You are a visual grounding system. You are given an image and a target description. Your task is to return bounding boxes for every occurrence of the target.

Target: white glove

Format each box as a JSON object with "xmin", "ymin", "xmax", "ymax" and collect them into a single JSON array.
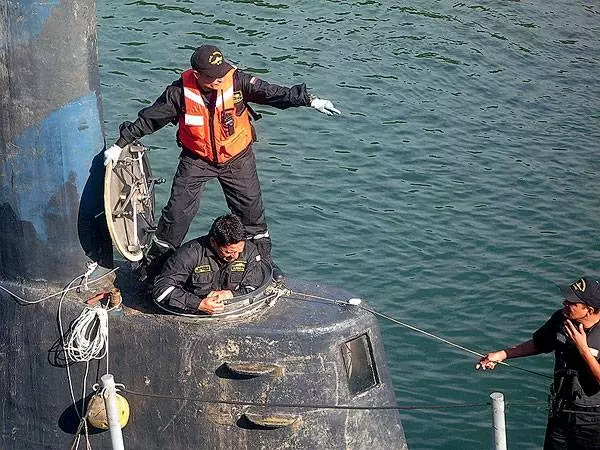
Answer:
[
  {"xmin": 104, "ymin": 144, "xmax": 123, "ymax": 166},
  {"xmin": 310, "ymin": 97, "xmax": 341, "ymax": 116}
]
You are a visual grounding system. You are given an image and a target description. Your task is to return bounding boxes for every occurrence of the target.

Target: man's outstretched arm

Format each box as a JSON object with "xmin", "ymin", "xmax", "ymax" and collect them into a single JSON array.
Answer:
[{"xmin": 476, "ymin": 339, "xmax": 541, "ymax": 370}]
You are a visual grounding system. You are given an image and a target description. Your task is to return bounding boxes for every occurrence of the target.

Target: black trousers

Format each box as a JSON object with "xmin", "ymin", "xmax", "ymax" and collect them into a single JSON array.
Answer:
[
  {"xmin": 155, "ymin": 147, "xmax": 268, "ymax": 249},
  {"xmin": 544, "ymin": 414, "xmax": 600, "ymax": 449}
]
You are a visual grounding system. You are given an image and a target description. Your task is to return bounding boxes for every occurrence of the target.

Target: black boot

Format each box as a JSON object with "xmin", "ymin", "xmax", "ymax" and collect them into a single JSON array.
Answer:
[
  {"xmin": 254, "ymin": 236, "xmax": 285, "ymax": 281},
  {"xmin": 137, "ymin": 240, "xmax": 174, "ymax": 283}
]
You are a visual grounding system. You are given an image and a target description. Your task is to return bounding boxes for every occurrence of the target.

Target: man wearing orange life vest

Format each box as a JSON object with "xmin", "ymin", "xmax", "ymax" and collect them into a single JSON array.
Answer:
[{"xmin": 104, "ymin": 44, "xmax": 340, "ymax": 282}]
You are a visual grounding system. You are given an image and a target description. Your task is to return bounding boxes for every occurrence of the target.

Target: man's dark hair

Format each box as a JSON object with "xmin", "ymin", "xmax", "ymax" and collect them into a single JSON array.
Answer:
[{"xmin": 209, "ymin": 214, "xmax": 246, "ymax": 246}]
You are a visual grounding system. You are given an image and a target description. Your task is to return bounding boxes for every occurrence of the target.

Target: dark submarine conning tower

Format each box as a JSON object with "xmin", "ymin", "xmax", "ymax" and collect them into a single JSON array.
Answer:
[
  {"xmin": 0, "ymin": 268, "xmax": 408, "ymax": 448},
  {"xmin": 0, "ymin": 0, "xmax": 408, "ymax": 448},
  {"xmin": 118, "ymin": 276, "xmax": 407, "ymax": 449}
]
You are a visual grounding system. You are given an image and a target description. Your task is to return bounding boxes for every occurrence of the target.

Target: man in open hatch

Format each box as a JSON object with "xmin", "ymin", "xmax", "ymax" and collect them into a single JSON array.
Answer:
[
  {"xmin": 476, "ymin": 277, "xmax": 600, "ymax": 449},
  {"xmin": 104, "ymin": 44, "xmax": 340, "ymax": 283},
  {"xmin": 152, "ymin": 214, "xmax": 264, "ymax": 315}
]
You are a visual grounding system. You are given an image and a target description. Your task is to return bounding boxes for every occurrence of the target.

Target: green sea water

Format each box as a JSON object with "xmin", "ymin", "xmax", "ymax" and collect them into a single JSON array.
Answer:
[{"xmin": 97, "ymin": 1, "xmax": 600, "ymax": 448}]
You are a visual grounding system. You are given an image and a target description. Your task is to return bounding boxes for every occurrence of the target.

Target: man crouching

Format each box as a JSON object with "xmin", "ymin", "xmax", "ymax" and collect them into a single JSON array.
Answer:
[{"xmin": 153, "ymin": 214, "xmax": 264, "ymax": 314}]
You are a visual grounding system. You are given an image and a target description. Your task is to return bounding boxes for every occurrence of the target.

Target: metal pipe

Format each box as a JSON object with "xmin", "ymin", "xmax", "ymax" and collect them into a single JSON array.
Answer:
[
  {"xmin": 490, "ymin": 392, "xmax": 507, "ymax": 450},
  {"xmin": 101, "ymin": 373, "xmax": 125, "ymax": 450}
]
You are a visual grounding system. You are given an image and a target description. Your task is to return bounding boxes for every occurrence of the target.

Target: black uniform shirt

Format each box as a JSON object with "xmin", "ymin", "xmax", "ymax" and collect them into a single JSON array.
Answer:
[
  {"xmin": 152, "ymin": 235, "xmax": 264, "ymax": 312},
  {"xmin": 116, "ymin": 70, "xmax": 311, "ymax": 148},
  {"xmin": 533, "ymin": 309, "xmax": 600, "ymax": 406}
]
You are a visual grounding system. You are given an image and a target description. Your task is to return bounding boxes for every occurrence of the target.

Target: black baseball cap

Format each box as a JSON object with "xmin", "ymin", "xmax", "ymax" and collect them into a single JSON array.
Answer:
[
  {"xmin": 561, "ymin": 277, "xmax": 600, "ymax": 308},
  {"xmin": 190, "ymin": 45, "xmax": 232, "ymax": 79}
]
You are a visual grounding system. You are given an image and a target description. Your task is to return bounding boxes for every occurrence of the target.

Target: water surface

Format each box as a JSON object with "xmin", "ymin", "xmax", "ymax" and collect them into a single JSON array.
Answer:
[{"xmin": 97, "ymin": 1, "xmax": 600, "ymax": 448}]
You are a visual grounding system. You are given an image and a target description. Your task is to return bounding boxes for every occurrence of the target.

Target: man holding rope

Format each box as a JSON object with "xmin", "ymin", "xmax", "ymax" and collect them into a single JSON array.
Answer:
[{"xmin": 476, "ymin": 276, "xmax": 600, "ymax": 449}]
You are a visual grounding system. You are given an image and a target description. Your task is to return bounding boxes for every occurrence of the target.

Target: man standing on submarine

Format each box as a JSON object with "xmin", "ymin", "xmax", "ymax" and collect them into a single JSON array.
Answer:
[{"xmin": 104, "ymin": 44, "xmax": 340, "ymax": 282}]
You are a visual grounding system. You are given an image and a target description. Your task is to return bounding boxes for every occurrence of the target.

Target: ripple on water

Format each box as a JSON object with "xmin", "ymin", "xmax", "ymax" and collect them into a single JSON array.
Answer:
[{"xmin": 97, "ymin": 0, "xmax": 600, "ymax": 447}]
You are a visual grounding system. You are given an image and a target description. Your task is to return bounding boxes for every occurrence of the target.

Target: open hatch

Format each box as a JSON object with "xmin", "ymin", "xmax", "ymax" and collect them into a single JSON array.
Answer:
[
  {"xmin": 104, "ymin": 142, "xmax": 164, "ymax": 261},
  {"xmin": 152, "ymin": 261, "xmax": 277, "ymax": 319}
]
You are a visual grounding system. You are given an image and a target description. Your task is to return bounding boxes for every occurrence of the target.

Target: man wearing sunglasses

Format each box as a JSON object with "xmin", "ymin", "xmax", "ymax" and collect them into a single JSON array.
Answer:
[{"xmin": 476, "ymin": 277, "xmax": 600, "ymax": 449}]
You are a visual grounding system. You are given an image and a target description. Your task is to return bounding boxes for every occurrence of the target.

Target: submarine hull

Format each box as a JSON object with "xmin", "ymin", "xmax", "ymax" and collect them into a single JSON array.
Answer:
[
  {"xmin": 1, "ymin": 1, "xmax": 407, "ymax": 448},
  {"xmin": 0, "ymin": 276, "xmax": 407, "ymax": 449},
  {"xmin": 0, "ymin": 0, "xmax": 112, "ymax": 282}
]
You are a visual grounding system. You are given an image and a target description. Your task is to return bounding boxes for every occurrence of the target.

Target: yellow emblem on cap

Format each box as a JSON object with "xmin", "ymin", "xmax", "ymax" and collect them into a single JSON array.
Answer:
[
  {"xmin": 573, "ymin": 278, "xmax": 587, "ymax": 293},
  {"xmin": 209, "ymin": 51, "xmax": 224, "ymax": 66},
  {"xmin": 194, "ymin": 265, "xmax": 212, "ymax": 273}
]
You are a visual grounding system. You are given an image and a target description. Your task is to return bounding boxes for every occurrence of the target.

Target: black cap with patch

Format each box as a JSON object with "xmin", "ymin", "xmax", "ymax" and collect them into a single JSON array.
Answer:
[
  {"xmin": 190, "ymin": 45, "xmax": 232, "ymax": 79},
  {"xmin": 561, "ymin": 277, "xmax": 600, "ymax": 308}
]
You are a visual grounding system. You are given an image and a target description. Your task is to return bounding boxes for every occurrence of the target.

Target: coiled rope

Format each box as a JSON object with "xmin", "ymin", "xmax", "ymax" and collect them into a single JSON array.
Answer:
[
  {"xmin": 50, "ymin": 264, "xmax": 119, "ymax": 450},
  {"xmin": 62, "ymin": 305, "xmax": 110, "ymax": 363},
  {"xmin": 152, "ymin": 282, "xmax": 287, "ymax": 318}
]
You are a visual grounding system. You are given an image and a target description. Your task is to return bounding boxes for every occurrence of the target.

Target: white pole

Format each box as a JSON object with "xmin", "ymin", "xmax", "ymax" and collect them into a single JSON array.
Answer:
[
  {"xmin": 490, "ymin": 392, "xmax": 507, "ymax": 450},
  {"xmin": 101, "ymin": 373, "xmax": 125, "ymax": 450}
]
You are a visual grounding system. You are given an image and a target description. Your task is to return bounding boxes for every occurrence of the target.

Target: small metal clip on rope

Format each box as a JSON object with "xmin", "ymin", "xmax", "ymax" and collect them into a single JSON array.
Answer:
[
  {"xmin": 80, "ymin": 261, "xmax": 99, "ymax": 292},
  {"xmin": 263, "ymin": 283, "xmax": 291, "ymax": 306}
]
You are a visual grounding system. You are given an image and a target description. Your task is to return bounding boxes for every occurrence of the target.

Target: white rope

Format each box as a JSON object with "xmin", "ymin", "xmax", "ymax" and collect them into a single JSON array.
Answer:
[
  {"xmin": 292, "ymin": 291, "xmax": 489, "ymax": 358},
  {"xmin": 153, "ymin": 283, "xmax": 288, "ymax": 318},
  {"xmin": 54, "ymin": 264, "xmax": 114, "ymax": 450},
  {"xmin": 0, "ymin": 262, "xmax": 118, "ymax": 449},
  {"xmin": 63, "ymin": 306, "xmax": 109, "ymax": 363},
  {"xmin": 0, "ymin": 265, "xmax": 118, "ymax": 305},
  {"xmin": 70, "ymin": 414, "xmax": 93, "ymax": 450},
  {"xmin": 289, "ymin": 290, "xmax": 552, "ymax": 379},
  {"xmin": 58, "ymin": 277, "xmax": 85, "ymax": 421},
  {"xmin": 154, "ymin": 290, "xmax": 280, "ymax": 318}
]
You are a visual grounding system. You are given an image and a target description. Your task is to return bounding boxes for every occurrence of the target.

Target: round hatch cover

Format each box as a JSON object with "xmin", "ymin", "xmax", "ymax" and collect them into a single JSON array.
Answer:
[{"xmin": 104, "ymin": 143, "xmax": 157, "ymax": 261}]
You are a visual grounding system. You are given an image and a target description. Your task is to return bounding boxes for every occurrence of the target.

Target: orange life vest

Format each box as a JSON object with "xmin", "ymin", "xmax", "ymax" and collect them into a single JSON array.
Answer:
[{"xmin": 178, "ymin": 68, "xmax": 254, "ymax": 164}]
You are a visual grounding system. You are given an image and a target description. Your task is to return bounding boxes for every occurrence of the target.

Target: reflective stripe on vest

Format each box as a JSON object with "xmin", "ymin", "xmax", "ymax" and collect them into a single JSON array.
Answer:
[{"xmin": 178, "ymin": 68, "xmax": 254, "ymax": 164}]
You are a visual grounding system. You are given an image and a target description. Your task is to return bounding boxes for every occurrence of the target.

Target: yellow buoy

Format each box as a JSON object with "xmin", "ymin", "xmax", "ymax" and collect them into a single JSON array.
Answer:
[{"xmin": 87, "ymin": 393, "xmax": 130, "ymax": 430}]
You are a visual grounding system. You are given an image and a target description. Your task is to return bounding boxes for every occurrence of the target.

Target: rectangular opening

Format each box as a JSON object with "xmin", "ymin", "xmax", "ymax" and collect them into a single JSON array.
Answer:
[{"xmin": 341, "ymin": 333, "xmax": 379, "ymax": 395}]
